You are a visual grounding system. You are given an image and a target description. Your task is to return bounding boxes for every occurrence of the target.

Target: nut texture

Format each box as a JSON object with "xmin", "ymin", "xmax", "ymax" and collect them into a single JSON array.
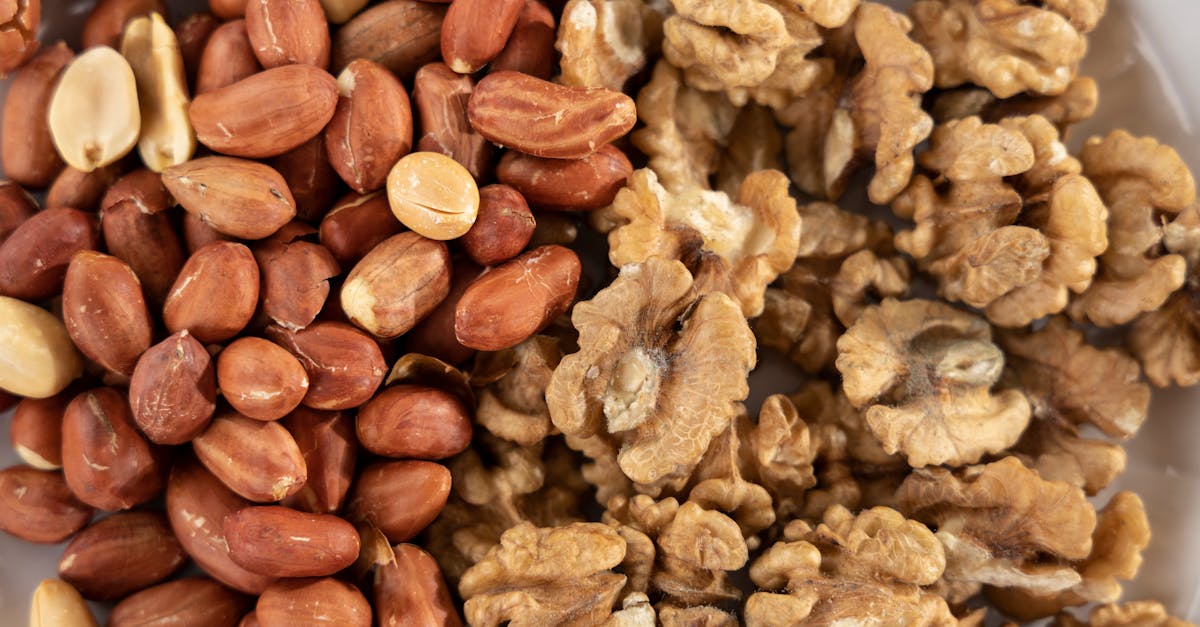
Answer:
[
  {"xmin": 196, "ymin": 19, "xmax": 261, "ymax": 94},
  {"xmin": 81, "ymin": 0, "xmax": 167, "ymax": 49},
  {"xmin": 189, "ymin": 64, "xmax": 338, "ymax": 159},
  {"xmin": 256, "ymin": 238, "xmax": 340, "ymax": 331},
  {"xmin": 326, "ymin": 59, "xmax": 414, "ymax": 194},
  {"xmin": 61, "ymin": 388, "xmax": 164, "ymax": 511},
  {"xmin": 440, "ymin": 0, "xmax": 523, "ymax": 74},
  {"xmin": 47, "ymin": 46, "xmax": 141, "ymax": 172},
  {"xmin": 62, "ymin": 251, "xmax": 153, "ymax": 377},
  {"xmin": 269, "ymin": 134, "xmax": 340, "ymax": 222},
  {"xmin": 491, "ymin": 0, "xmax": 556, "ymax": 79},
  {"xmin": 386, "ymin": 151, "xmax": 480, "ymax": 240},
  {"xmin": 129, "ymin": 330, "xmax": 217, "ymax": 445},
  {"xmin": 468, "ymin": 70, "xmax": 636, "ymax": 159},
  {"xmin": 319, "ymin": 192, "xmax": 403, "ymax": 266},
  {"xmin": 11, "ymin": 395, "xmax": 67, "ymax": 469},
  {"xmin": 341, "ymin": 231, "xmax": 452, "ymax": 339},
  {"xmin": 413, "ymin": 62, "xmax": 492, "ymax": 180},
  {"xmin": 217, "ymin": 337, "xmax": 310, "ymax": 420},
  {"xmin": 0, "ymin": 466, "xmax": 92, "ymax": 544},
  {"xmin": 244, "ymin": 0, "xmax": 330, "ymax": 69},
  {"xmin": 356, "ymin": 384, "xmax": 473, "ymax": 459},
  {"xmin": 266, "ymin": 321, "xmax": 387, "ymax": 410},
  {"xmin": 192, "ymin": 412, "xmax": 308, "ymax": 502},
  {"xmin": 280, "ymin": 408, "xmax": 356, "ymax": 514},
  {"xmin": 163, "ymin": 241, "xmax": 261, "ymax": 344},
  {"xmin": 58, "ymin": 511, "xmax": 186, "ymax": 601},
  {"xmin": 496, "ymin": 143, "xmax": 633, "ymax": 211},
  {"xmin": 347, "ymin": 460, "xmax": 450, "ymax": 543},
  {"xmin": 120, "ymin": 12, "xmax": 196, "ymax": 172},
  {"xmin": 166, "ymin": 455, "xmax": 277, "ymax": 594},
  {"xmin": 224, "ymin": 506, "xmax": 360, "ymax": 577},
  {"xmin": 0, "ymin": 296, "xmax": 83, "ymax": 399},
  {"xmin": 455, "ymin": 245, "xmax": 582, "ymax": 351},
  {"xmin": 375, "ymin": 544, "xmax": 463, "ymax": 627},
  {"xmin": 100, "ymin": 188, "xmax": 186, "ymax": 310},
  {"xmin": 1, "ymin": 43, "xmax": 71, "ymax": 187},
  {"xmin": 109, "ymin": 577, "xmax": 253, "ymax": 627},
  {"xmin": 0, "ymin": 207, "xmax": 99, "ymax": 302},
  {"xmin": 461, "ymin": 184, "xmax": 536, "ymax": 266},
  {"xmin": 332, "ymin": 0, "xmax": 446, "ymax": 78},
  {"xmin": 0, "ymin": 0, "xmax": 40, "ymax": 76},
  {"xmin": 29, "ymin": 579, "xmax": 97, "ymax": 627},
  {"xmin": 255, "ymin": 578, "xmax": 371, "ymax": 627},
  {"xmin": 162, "ymin": 156, "xmax": 297, "ymax": 240}
]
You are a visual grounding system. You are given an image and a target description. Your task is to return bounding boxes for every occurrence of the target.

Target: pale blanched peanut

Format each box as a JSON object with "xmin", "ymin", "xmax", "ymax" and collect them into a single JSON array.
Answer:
[
  {"xmin": 0, "ymin": 296, "xmax": 83, "ymax": 399},
  {"xmin": 386, "ymin": 151, "xmax": 480, "ymax": 241},
  {"xmin": 47, "ymin": 46, "xmax": 141, "ymax": 172},
  {"xmin": 121, "ymin": 13, "xmax": 196, "ymax": 172},
  {"xmin": 29, "ymin": 579, "xmax": 98, "ymax": 627}
]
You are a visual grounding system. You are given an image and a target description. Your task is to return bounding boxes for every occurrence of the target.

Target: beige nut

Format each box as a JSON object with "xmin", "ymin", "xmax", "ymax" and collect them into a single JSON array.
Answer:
[
  {"xmin": 386, "ymin": 151, "xmax": 480, "ymax": 240},
  {"xmin": 48, "ymin": 46, "xmax": 141, "ymax": 172},
  {"xmin": 0, "ymin": 296, "xmax": 83, "ymax": 399},
  {"xmin": 120, "ymin": 12, "xmax": 196, "ymax": 172},
  {"xmin": 30, "ymin": 579, "xmax": 98, "ymax": 627}
]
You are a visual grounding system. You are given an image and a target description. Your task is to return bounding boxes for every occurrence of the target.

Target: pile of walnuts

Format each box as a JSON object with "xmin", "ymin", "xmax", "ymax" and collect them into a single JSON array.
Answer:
[{"xmin": 442, "ymin": 0, "xmax": 1197, "ymax": 625}]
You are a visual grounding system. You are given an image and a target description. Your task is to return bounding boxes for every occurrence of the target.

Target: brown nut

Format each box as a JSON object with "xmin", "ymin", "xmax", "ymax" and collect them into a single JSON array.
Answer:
[
  {"xmin": 244, "ymin": 0, "xmax": 330, "ymax": 69},
  {"xmin": 193, "ymin": 412, "xmax": 308, "ymax": 502},
  {"xmin": 100, "ymin": 199, "xmax": 186, "ymax": 310},
  {"xmin": 496, "ymin": 143, "xmax": 632, "ymax": 211},
  {"xmin": 162, "ymin": 156, "xmax": 297, "ymax": 240},
  {"xmin": 129, "ymin": 331, "xmax": 217, "ymax": 445},
  {"xmin": 491, "ymin": 0, "xmax": 556, "ymax": 79},
  {"xmin": 46, "ymin": 162, "xmax": 126, "ymax": 212},
  {"xmin": 210, "ymin": 0, "xmax": 247, "ymax": 20},
  {"xmin": 468, "ymin": 70, "xmax": 636, "ymax": 159},
  {"xmin": 109, "ymin": 578, "xmax": 253, "ymax": 627},
  {"xmin": 181, "ymin": 212, "xmax": 235, "ymax": 253},
  {"xmin": 189, "ymin": 64, "xmax": 339, "ymax": 159},
  {"xmin": 196, "ymin": 20, "xmax": 261, "ymax": 95},
  {"xmin": 256, "ymin": 239, "xmax": 340, "ymax": 331},
  {"xmin": 413, "ymin": 62, "xmax": 492, "ymax": 179},
  {"xmin": 58, "ymin": 511, "xmax": 186, "ymax": 601},
  {"xmin": 61, "ymin": 388, "xmax": 164, "ymax": 511},
  {"xmin": 280, "ymin": 408, "xmax": 356, "ymax": 514},
  {"xmin": 266, "ymin": 321, "xmax": 387, "ymax": 410},
  {"xmin": 256, "ymin": 578, "xmax": 371, "ymax": 627},
  {"xmin": 217, "ymin": 337, "xmax": 310, "ymax": 421},
  {"xmin": 174, "ymin": 13, "xmax": 219, "ymax": 91},
  {"xmin": 386, "ymin": 151, "xmax": 480, "ymax": 240},
  {"xmin": 461, "ymin": 184, "xmax": 535, "ymax": 266},
  {"xmin": 0, "ymin": 296, "xmax": 83, "ymax": 399},
  {"xmin": 48, "ymin": 46, "xmax": 141, "ymax": 172},
  {"xmin": 341, "ymin": 231, "xmax": 452, "ymax": 339},
  {"xmin": 1, "ymin": 43, "xmax": 71, "ymax": 188},
  {"xmin": 407, "ymin": 261, "xmax": 484, "ymax": 365},
  {"xmin": 62, "ymin": 251, "xmax": 153, "ymax": 377},
  {"xmin": 11, "ymin": 394, "xmax": 68, "ymax": 470},
  {"xmin": 167, "ymin": 455, "xmax": 277, "ymax": 594},
  {"xmin": 326, "ymin": 59, "xmax": 414, "ymax": 194},
  {"xmin": 0, "ymin": 182, "xmax": 37, "ymax": 245},
  {"xmin": 319, "ymin": 192, "xmax": 404, "ymax": 266},
  {"xmin": 356, "ymin": 384, "xmax": 472, "ymax": 459},
  {"xmin": 30, "ymin": 579, "xmax": 98, "ymax": 627},
  {"xmin": 163, "ymin": 241, "xmax": 260, "ymax": 344},
  {"xmin": 100, "ymin": 166, "xmax": 169, "ymax": 212},
  {"xmin": 375, "ymin": 544, "xmax": 463, "ymax": 627},
  {"xmin": 455, "ymin": 245, "xmax": 581, "ymax": 351},
  {"xmin": 81, "ymin": 0, "xmax": 166, "ymax": 49},
  {"xmin": 224, "ymin": 506, "xmax": 360, "ymax": 577},
  {"xmin": 268, "ymin": 134, "xmax": 340, "ymax": 222},
  {"xmin": 0, "ymin": 466, "xmax": 92, "ymax": 544},
  {"xmin": 332, "ymin": 0, "xmax": 447, "ymax": 79},
  {"xmin": 0, "ymin": 207, "xmax": 98, "ymax": 301},
  {"xmin": 440, "ymin": 0, "xmax": 523, "ymax": 74},
  {"xmin": 346, "ymin": 460, "xmax": 450, "ymax": 543},
  {"xmin": 121, "ymin": 12, "xmax": 196, "ymax": 172},
  {"xmin": 0, "ymin": 0, "xmax": 40, "ymax": 76}
]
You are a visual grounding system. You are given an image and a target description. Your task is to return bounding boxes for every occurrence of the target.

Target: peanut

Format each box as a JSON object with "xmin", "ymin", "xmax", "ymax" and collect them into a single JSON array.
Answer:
[{"xmin": 386, "ymin": 151, "xmax": 480, "ymax": 241}]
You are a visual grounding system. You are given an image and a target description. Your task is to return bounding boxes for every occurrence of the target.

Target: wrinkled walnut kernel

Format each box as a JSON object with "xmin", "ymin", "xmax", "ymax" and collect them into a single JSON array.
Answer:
[
  {"xmin": 836, "ymin": 299, "xmax": 1031, "ymax": 467},
  {"xmin": 548, "ymin": 258, "xmax": 756, "ymax": 493},
  {"xmin": 557, "ymin": 0, "xmax": 662, "ymax": 91}
]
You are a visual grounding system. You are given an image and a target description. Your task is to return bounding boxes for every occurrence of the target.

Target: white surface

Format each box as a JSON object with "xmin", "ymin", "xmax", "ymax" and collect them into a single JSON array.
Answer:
[{"xmin": 2, "ymin": 0, "xmax": 1200, "ymax": 623}]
